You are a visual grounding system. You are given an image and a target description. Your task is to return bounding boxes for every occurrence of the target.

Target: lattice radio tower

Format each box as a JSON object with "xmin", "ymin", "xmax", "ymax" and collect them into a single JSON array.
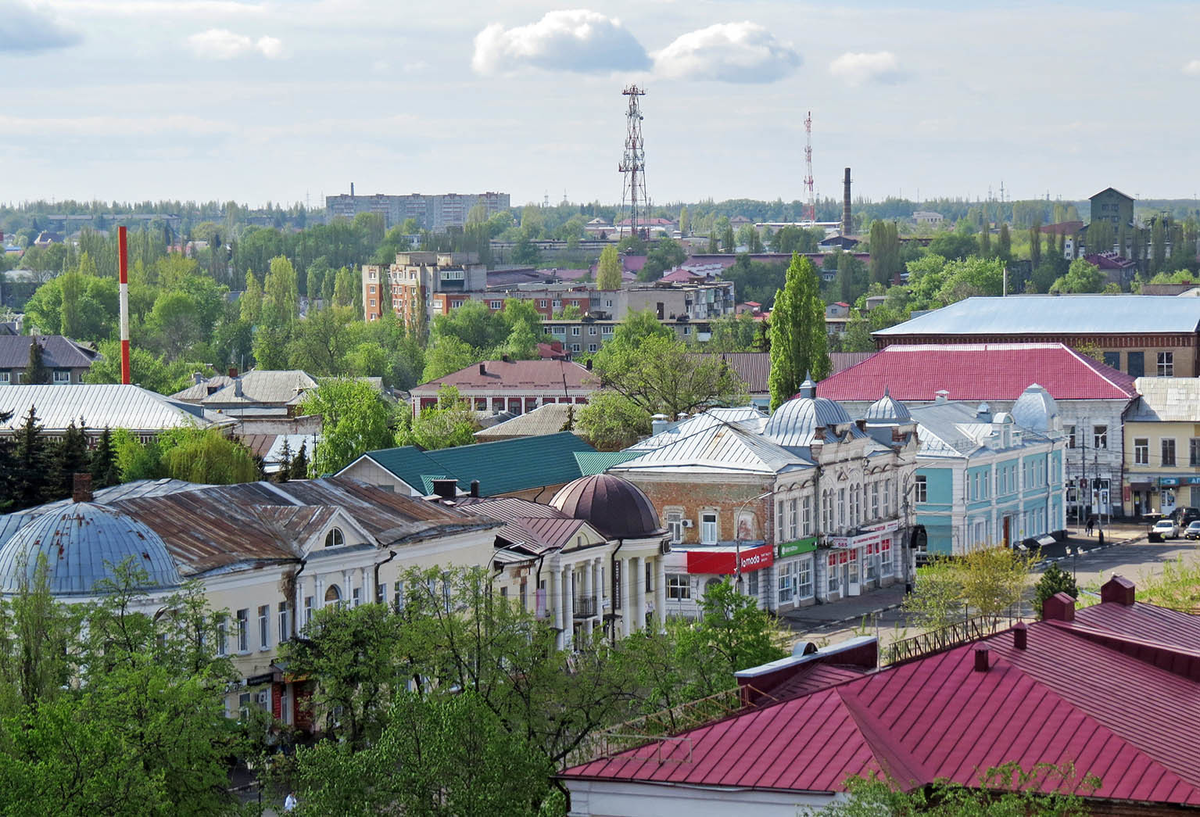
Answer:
[
  {"xmin": 803, "ymin": 111, "xmax": 815, "ymax": 225},
  {"xmin": 619, "ymin": 85, "xmax": 647, "ymax": 239}
]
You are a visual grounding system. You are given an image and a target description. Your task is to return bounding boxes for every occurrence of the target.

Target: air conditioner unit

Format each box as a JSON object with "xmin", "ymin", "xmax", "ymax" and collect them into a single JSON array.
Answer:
[{"xmin": 682, "ymin": 519, "xmax": 694, "ymax": 528}]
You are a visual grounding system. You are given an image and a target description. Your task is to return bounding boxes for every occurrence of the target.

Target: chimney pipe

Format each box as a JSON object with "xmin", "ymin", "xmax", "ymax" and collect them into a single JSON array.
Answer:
[
  {"xmin": 431, "ymin": 478, "xmax": 458, "ymax": 500},
  {"xmin": 974, "ymin": 646, "xmax": 990, "ymax": 672},
  {"xmin": 1012, "ymin": 621, "xmax": 1028, "ymax": 650},
  {"xmin": 228, "ymin": 367, "xmax": 238, "ymax": 378},
  {"xmin": 1100, "ymin": 575, "xmax": 1136, "ymax": 605},
  {"xmin": 586, "ymin": 358, "xmax": 593, "ymax": 371},
  {"xmin": 118, "ymin": 226, "xmax": 130, "ymax": 385},
  {"xmin": 470, "ymin": 479, "xmax": 480, "ymax": 498},
  {"xmin": 72, "ymin": 472, "xmax": 93, "ymax": 504},
  {"xmin": 478, "ymin": 363, "xmax": 486, "ymax": 376},
  {"xmin": 350, "ymin": 182, "xmax": 355, "ymax": 196},
  {"xmin": 842, "ymin": 168, "xmax": 852, "ymax": 236}
]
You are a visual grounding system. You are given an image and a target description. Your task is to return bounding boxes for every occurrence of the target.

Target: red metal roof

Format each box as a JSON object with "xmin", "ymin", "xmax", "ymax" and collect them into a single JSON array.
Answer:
[
  {"xmin": 815, "ymin": 343, "xmax": 1138, "ymax": 402},
  {"xmin": 563, "ymin": 600, "xmax": 1200, "ymax": 806},
  {"xmin": 411, "ymin": 360, "xmax": 598, "ymax": 394}
]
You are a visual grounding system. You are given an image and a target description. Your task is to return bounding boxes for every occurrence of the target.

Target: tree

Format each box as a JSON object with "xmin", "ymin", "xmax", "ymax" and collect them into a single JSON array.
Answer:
[
  {"xmin": 904, "ymin": 548, "xmax": 1036, "ymax": 630},
  {"xmin": 11, "ymin": 406, "xmax": 51, "ymax": 509},
  {"xmin": 395, "ymin": 385, "xmax": 479, "ymax": 450},
  {"xmin": 158, "ymin": 427, "xmax": 260, "ymax": 484},
  {"xmin": 575, "ymin": 390, "xmax": 652, "ymax": 451},
  {"xmin": 640, "ymin": 238, "xmax": 687, "ymax": 281},
  {"xmin": 996, "ymin": 222, "xmax": 1011, "ymax": 263},
  {"xmin": 1050, "ymin": 258, "xmax": 1106, "ymax": 294},
  {"xmin": 300, "ymin": 379, "xmax": 396, "ymax": 475},
  {"xmin": 1029, "ymin": 222, "xmax": 1042, "ymax": 268},
  {"xmin": 290, "ymin": 441, "xmax": 310, "ymax": 480},
  {"xmin": 422, "ymin": 335, "xmax": 480, "ymax": 383},
  {"xmin": 768, "ymin": 254, "xmax": 830, "ymax": 410},
  {"xmin": 49, "ymin": 419, "xmax": 90, "ymax": 498},
  {"xmin": 840, "ymin": 310, "xmax": 874, "ymax": 353},
  {"xmin": 1033, "ymin": 564, "xmax": 1078, "ymax": 618},
  {"xmin": 707, "ymin": 231, "xmax": 719, "ymax": 253},
  {"xmin": 721, "ymin": 224, "xmax": 736, "ymax": 253},
  {"xmin": 978, "ymin": 224, "xmax": 992, "ymax": 257},
  {"xmin": 592, "ymin": 334, "xmax": 747, "ymax": 421},
  {"xmin": 596, "ymin": 245, "xmax": 623, "ymax": 290},
  {"xmin": 90, "ymin": 427, "xmax": 120, "ymax": 488},
  {"xmin": 240, "ymin": 270, "xmax": 264, "ymax": 324},
  {"xmin": 24, "ymin": 337, "xmax": 50, "ymax": 384},
  {"xmin": 85, "ymin": 340, "xmax": 208, "ymax": 395}
]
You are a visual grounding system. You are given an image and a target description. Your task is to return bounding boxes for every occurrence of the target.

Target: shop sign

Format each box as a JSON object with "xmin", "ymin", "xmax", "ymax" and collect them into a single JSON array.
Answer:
[
  {"xmin": 1160, "ymin": 477, "xmax": 1181, "ymax": 487},
  {"xmin": 1187, "ymin": 476, "xmax": 1200, "ymax": 486},
  {"xmin": 829, "ymin": 530, "xmax": 893, "ymax": 550},
  {"xmin": 777, "ymin": 536, "xmax": 818, "ymax": 558},
  {"xmin": 685, "ymin": 544, "xmax": 775, "ymax": 576}
]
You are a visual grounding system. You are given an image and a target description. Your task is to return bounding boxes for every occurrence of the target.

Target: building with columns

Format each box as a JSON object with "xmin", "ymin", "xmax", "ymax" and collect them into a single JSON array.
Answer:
[
  {"xmin": 608, "ymin": 385, "xmax": 918, "ymax": 616},
  {"xmin": 0, "ymin": 476, "xmax": 500, "ymax": 724}
]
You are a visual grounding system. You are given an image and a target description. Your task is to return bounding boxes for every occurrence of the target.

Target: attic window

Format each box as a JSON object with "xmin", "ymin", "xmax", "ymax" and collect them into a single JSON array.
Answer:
[{"xmin": 324, "ymin": 527, "xmax": 345, "ymax": 548}]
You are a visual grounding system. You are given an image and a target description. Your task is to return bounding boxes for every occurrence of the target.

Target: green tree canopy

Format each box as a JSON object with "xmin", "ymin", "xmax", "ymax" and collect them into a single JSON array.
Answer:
[
  {"xmin": 300, "ymin": 379, "xmax": 395, "ymax": 475},
  {"xmin": 768, "ymin": 254, "xmax": 830, "ymax": 409}
]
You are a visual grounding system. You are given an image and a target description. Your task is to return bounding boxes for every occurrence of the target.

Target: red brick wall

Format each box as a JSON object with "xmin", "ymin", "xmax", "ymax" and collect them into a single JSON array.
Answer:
[{"xmin": 631, "ymin": 478, "xmax": 775, "ymax": 545}]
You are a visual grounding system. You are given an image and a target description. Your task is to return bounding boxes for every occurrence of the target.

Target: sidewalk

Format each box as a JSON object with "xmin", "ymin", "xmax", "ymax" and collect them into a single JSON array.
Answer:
[
  {"xmin": 781, "ymin": 584, "xmax": 907, "ymax": 631},
  {"xmin": 1034, "ymin": 522, "xmax": 1147, "ymax": 567}
]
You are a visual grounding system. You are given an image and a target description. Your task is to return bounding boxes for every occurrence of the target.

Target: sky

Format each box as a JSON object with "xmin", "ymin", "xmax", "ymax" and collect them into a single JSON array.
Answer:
[{"xmin": 4, "ymin": 0, "xmax": 1200, "ymax": 209}]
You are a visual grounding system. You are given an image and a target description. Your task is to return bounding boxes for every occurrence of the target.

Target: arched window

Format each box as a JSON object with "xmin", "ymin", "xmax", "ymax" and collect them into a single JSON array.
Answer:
[
  {"xmin": 324, "ymin": 527, "xmax": 344, "ymax": 548},
  {"xmin": 324, "ymin": 584, "xmax": 342, "ymax": 605}
]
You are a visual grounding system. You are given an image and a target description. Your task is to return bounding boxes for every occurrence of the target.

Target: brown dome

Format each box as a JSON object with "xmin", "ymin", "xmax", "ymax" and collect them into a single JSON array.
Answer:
[{"xmin": 549, "ymin": 474, "xmax": 664, "ymax": 539}]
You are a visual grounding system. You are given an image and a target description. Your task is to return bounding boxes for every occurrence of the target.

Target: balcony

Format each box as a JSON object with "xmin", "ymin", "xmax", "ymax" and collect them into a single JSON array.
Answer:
[{"xmin": 573, "ymin": 596, "xmax": 597, "ymax": 619}]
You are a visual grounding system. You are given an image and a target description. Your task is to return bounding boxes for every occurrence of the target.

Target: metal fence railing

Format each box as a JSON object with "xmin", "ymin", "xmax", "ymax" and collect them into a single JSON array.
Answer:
[{"xmin": 883, "ymin": 614, "xmax": 1015, "ymax": 666}]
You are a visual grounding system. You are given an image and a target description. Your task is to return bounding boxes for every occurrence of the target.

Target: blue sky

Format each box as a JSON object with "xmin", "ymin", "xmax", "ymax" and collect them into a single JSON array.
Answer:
[{"xmin": 3, "ymin": 0, "xmax": 1200, "ymax": 208}]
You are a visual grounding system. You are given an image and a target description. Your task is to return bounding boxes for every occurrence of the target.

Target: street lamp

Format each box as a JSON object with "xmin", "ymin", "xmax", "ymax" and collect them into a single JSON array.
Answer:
[
  {"xmin": 1066, "ymin": 546, "xmax": 1079, "ymax": 582},
  {"xmin": 734, "ymin": 489, "xmax": 774, "ymax": 593}
]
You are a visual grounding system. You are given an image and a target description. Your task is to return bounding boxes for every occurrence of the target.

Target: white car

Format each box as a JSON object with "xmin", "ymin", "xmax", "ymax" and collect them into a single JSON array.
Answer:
[{"xmin": 1153, "ymin": 519, "xmax": 1181, "ymax": 539}]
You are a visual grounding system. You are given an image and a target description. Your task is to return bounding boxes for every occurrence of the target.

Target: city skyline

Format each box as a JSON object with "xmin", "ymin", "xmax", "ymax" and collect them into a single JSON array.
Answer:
[{"xmin": 3, "ymin": 0, "xmax": 1200, "ymax": 207}]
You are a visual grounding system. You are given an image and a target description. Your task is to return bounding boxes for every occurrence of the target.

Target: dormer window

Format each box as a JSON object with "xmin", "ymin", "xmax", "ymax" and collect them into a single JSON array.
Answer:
[{"xmin": 324, "ymin": 527, "xmax": 345, "ymax": 548}]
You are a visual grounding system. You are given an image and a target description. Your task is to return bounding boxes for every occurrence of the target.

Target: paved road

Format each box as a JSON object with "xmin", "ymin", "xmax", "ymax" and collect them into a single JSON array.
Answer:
[{"xmin": 780, "ymin": 528, "xmax": 1200, "ymax": 651}]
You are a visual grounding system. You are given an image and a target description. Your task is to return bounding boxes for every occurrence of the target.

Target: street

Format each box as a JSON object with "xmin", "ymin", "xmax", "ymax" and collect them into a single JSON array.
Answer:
[{"xmin": 781, "ymin": 525, "xmax": 1200, "ymax": 652}]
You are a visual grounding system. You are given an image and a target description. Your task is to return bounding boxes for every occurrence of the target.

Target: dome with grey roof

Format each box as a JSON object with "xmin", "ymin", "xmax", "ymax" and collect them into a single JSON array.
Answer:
[
  {"xmin": 0, "ymin": 503, "xmax": 181, "ymax": 596},
  {"xmin": 864, "ymin": 388, "xmax": 911, "ymax": 424},
  {"xmin": 763, "ymin": 395, "xmax": 853, "ymax": 448},
  {"xmin": 1011, "ymin": 383, "xmax": 1059, "ymax": 434}
]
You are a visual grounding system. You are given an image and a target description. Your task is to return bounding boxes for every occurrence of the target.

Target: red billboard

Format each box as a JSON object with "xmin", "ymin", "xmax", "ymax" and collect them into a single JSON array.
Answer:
[{"xmin": 685, "ymin": 544, "xmax": 775, "ymax": 575}]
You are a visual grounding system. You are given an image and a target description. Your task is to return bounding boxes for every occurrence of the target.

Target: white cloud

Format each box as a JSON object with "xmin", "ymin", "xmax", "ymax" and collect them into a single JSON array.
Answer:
[
  {"xmin": 472, "ymin": 9, "xmax": 649, "ymax": 75},
  {"xmin": 1184, "ymin": 60, "xmax": 1200, "ymax": 76},
  {"xmin": 0, "ymin": 114, "xmax": 232, "ymax": 137},
  {"xmin": 829, "ymin": 51, "xmax": 903, "ymax": 86},
  {"xmin": 47, "ymin": 0, "xmax": 265, "ymax": 17},
  {"xmin": 186, "ymin": 28, "xmax": 283, "ymax": 59},
  {"xmin": 0, "ymin": 1, "xmax": 81, "ymax": 53},
  {"xmin": 652, "ymin": 22, "xmax": 800, "ymax": 84}
]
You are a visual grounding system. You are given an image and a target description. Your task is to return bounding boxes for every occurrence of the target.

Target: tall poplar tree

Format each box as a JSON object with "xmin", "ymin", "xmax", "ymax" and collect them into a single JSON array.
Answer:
[
  {"xmin": 768, "ymin": 254, "xmax": 830, "ymax": 410},
  {"xmin": 596, "ymin": 246, "xmax": 622, "ymax": 290},
  {"xmin": 24, "ymin": 338, "xmax": 50, "ymax": 385},
  {"xmin": 1029, "ymin": 222, "xmax": 1041, "ymax": 268},
  {"xmin": 996, "ymin": 223, "xmax": 1011, "ymax": 262}
]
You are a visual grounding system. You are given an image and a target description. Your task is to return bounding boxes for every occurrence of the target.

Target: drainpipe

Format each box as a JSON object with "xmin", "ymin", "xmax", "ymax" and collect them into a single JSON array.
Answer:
[
  {"xmin": 374, "ymin": 549, "xmax": 398, "ymax": 607},
  {"xmin": 291, "ymin": 559, "xmax": 307, "ymax": 638},
  {"xmin": 609, "ymin": 538, "xmax": 624, "ymax": 645},
  {"xmin": 813, "ymin": 464, "xmax": 824, "ymax": 605}
]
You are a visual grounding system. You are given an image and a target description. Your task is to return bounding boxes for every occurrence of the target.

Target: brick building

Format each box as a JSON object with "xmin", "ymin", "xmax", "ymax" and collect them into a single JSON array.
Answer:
[
  {"xmin": 362, "ymin": 252, "xmax": 487, "ymax": 324},
  {"xmin": 408, "ymin": 359, "xmax": 598, "ymax": 415},
  {"xmin": 607, "ymin": 384, "xmax": 917, "ymax": 617}
]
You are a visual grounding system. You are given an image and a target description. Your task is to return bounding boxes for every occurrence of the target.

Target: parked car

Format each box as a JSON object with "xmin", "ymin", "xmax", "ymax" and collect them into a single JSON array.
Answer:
[
  {"xmin": 1186, "ymin": 521, "xmax": 1200, "ymax": 540},
  {"xmin": 1171, "ymin": 507, "xmax": 1200, "ymax": 526},
  {"xmin": 1153, "ymin": 519, "xmax": 1181, "ymax": 539}
]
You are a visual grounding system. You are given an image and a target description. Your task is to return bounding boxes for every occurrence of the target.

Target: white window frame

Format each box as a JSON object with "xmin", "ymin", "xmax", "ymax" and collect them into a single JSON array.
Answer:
[
  {"xmin": 777, "ymin": 560, "xmax": 796, "ymax": 604},
  {"xmin": 798, "ymin": 558, "xmax": 814, "ymax": 598},
  {"xmin": 278, "ymin": 602, "xmax": 290, "ymax": 643},
  {"xmin": 1158, "ymin": 351, "xmax": 1174, "ymax": 377},
  {"xmin": 236, "ymin": 609, "xmax": 249, "ymax": 653},
  {"xmin": 914, "ymin": 475, "xmax": 927, "ymax": 503},
  {"xmin": 258, "ymin": 604, "xmax": 270, "ymax": 651},
  {"xmin": 1162, "ymin": 437, "xmax": 1177, "ymax": 467},
  {"xmin": 666, "ymin": 574, "xmax": 691, "ymax": 600},
  {"xmin": 53, "ymin": 370, "xmax": 70, "ymax": 384},
  {"xmin": 1093, "ymin": 425, "xmax": 1107, "ymax": 450},
  {"xmin": 700, "ymin": 511, "xmax": 718, "ymax": 545},
  {"xmin": 666, "ymin": 510, "xmax": 684, "ymax": 544}
]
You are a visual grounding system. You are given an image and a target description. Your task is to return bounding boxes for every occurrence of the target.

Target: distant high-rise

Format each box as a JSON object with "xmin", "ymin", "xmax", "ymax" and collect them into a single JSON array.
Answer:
[{"xmin": 325, "ymin": 190, "xmax": 511, "ymax": 231}]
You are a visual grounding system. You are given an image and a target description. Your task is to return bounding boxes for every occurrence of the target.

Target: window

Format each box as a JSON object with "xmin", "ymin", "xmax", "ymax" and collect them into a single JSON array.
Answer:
[
  {"xmin": 278, "ymin": 602, "xmax": 290, "ymax": 643},
  {"xmin": 588, "ymin": 343, "xmax": 597, "ymax": 352},
  {"xmin": 801, "ymin": 496, "xmax": 811, "ymax": 535},
  {"xmin": 797, "ymin": 559, "xmax": 813, "ymax": 598},
  {"xmin": 216, "ymin": 617, "xmax": 228, "ymax": 656},
  {"xmin": 601, "ymin": 325, "xmax": 613, "ymax": 335},
  {"xmin": 369, "ymin": 299, "xmax": 376, "ymax": 307},
  {"xmin": 871, "ymin": 483, "xmax": 879, "ymax": 519},
  {"xmin": 394, "ymin": 581, "xmax": 405, "ymax": 613},
  {"xmin": 1103, "ymin": 352, "xmax": 1120, "ymax": 370},
  {"xmin": 1135, "ymin": 438, "xmax": 1149, "ymax": 465},
  {"xmin": 827, "ymin": 554, "xmax": 839, "ymax": 593},
  {"xmin": 570, "ymin": 343, "xmax": 580, "ymax": 352},
  {"xmin": 538, "ymin": 299, "xmax": 548, "ymax": 308},
  {"xmin": 746, "ymin": 570, "xmax": 758, "ymax": 598},
  {"xmin": 352, "ymin": 587, "xmax": 361, "ymax": 607},
  {"xmin": 880, "ymin": 541, "xmax": 892, "ymax": 574},
  {"xmin": 0, "ymin": 372, "xmax": 8, "ymax": 384},
  {"xmin": 666, "ymin": 511, "xmax": 683, "ymax": 544},
  {"xmin": 788, "ymin": 498, "xmax": 798, "ymax": 540},
  {"xmin": 1093, "ymin": 425, "xmax": 1107, "ymax": 450},
  {"xmin": 571, "ymin": 326, "xmax": 581, "ymax": 336},
  {"xmin": 667, "ymin": 574, "xmax": 691, "ymax": 600},
  {"xmin": 489, "ymin": 300, "xmax": 503, "ymax": 309},
  {"xmin": 53, "ymin": 370, "xmax": 70, "ymax": 384},
  {"xmin": 1157, "ymin": 351, "xmax": 1174, "ymax": 377},
  {"xmin": 1066, "ymin": 425, "xmax": 1076, "ymax": 448},
  {"xmin": 837, "ymin": 488, "xmax": 846, "ymax": 529},
  {"xmin": 588, "ymin": 326, "xmax": 597, "ymax": 335},
  {"xmin": 914, "ymin": 475, "xmax": 927, "ymax": 503},
  {"xmin": 778, "ymin": 561, "xmax": 796, "ymax": 604},
  {"xmin": 236, "ymin": 609, "xmax": 249, "ymax": 653},
  {"xmin": 775, "ymin": 500, "xmax": 785, "ymax": 542},
  {"xmin": 1162, "ymin": 438, "xmax": 1177, "ymax": 467},
  {"xmin": 324, "ymin": 528, "xmax": 345, "ymax": 548},
  {"xmin": 258, "ymin": 605, "xmax": 270, "ymax": 650},
  {"xmin": 883, "ymin": 481, "xmax": 890, "ymax": 516},
  {"xmin": 700, "ymin": 512, "xmax": 718, "ymax": 544},
  {"xmin": 1128, "ymin": 351, "xmax": 1144, "ymax": 378},
  {"xmin": 1191, "ymin": 439, "xmax": 1200, "ymax": 467},
  {"xmin": 303, "ymin": 596, "xmax": 313, "ymax": 627}
]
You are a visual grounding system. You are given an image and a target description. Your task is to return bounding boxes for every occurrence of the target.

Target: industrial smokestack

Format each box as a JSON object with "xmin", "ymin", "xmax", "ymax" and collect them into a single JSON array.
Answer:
[
  {"xmin": 842, "ymin": 168, "xmax": 852, "ymax": 236},
  {"xmin": 350, "ymin": 182, "xmax": 355, "ymax": 196},
  {"xmin": 118, "ymin": 225, "xmax": 130, "ymax": 384}
]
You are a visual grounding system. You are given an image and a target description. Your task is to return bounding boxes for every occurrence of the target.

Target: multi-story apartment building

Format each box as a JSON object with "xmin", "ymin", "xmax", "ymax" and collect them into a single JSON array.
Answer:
[
  {"xmin": 326, "ymin": 191, "xmax": 510, "ymax": 231},
  {"xmin": 362, "ymin": 251, "xmax": 487, "ymax": 323},
  {"xmin": 1123, "ymin": 377, "xmax": 1200, "ymax": 517}
]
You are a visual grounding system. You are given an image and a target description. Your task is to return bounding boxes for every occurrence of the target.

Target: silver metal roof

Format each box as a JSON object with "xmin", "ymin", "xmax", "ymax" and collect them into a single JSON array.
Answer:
[
  {"xmin": 1127, "ymin": 377, "xmax": 1200, "ymax": 423},
  {"xmin": 875, "ymin": 295, "xmax": 1200, "ymax": 336},
  {"xmin": 864, "ymin": 389, "xmax": 912, "ymax": 423},
  {"xmin": 0, "ymin": 503, "xmax": 182, "ymax": 596},
  {"xmin": 0, "ymin": 385, "xmax": 213, "ymax": 433},
  {"xmin": 908, "ymin": 402, "xmax": 1050, "ymax": 458},
  {"xmin": 613, "ymin": 420, "xmax": 810, "ymax": 476},
  {"xmin": 627, "ymin": 406, "xmax": 767, "ymax": 451},
  {"xmin": 173, "ymin": 369, "xmax": 319, "ymax": 406},
  {"xmin": 762, "ymin": 396, "xmax": 854, "ymax": 448},
  {"xmin": 1011, "ymin": 384, "xmax": 1060, "ymax": 434}
]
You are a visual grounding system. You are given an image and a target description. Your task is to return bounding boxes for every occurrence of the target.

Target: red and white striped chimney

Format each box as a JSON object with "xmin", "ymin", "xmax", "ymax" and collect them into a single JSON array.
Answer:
[{"xmin": 117, "ymin": 225, "xmax": 130, "ymax": 384}]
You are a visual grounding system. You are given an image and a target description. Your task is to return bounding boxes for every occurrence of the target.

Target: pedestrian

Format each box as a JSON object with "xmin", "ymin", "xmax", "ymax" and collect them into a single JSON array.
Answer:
[
  {"xmin": 1085, "ymin": 516, "xmax": 1094, "ymax": 536},
  {"xmin": 284, "ymin": 792, "xmax": 298, "ymax": 813}
]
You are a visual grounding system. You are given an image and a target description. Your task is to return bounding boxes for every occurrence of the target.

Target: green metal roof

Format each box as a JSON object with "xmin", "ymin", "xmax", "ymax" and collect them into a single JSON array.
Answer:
[
  {"xmin": 574, "ymin": 451, "xmax": 643, "ymax": 477},
  {"xmin": 364, "ymin": 432, "xmax": 598, "ymax": 497}
]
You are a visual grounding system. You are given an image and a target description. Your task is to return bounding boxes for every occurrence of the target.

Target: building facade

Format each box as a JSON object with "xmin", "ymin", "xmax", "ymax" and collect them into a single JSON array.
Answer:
[
  {"xmin": 362, "ymin": 251, "xmax": 487, "ymax": 324},
  {"xmin": 1122, "ymin": 377, "xmax": 1200, "ymax": 516},
  {"xmin": 326, "ymin": 191, "xmax": 510, "ymax": 231},
  {"xmin": 0, "ymin": 335, "xmax": 99, "ymax": 385},
  {"xmin": 608, "ymin": 388, "xmax": 917, "ymax": 617},
  {"xmin": 408, "ymin": 359, "xmax": 598, "ymax": 415}
]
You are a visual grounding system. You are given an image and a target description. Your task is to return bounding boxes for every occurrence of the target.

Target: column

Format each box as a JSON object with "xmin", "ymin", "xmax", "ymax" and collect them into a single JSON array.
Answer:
[
  {"xmin": 593, "ymin": 558, "xmax": 603, "ymax": 623},
  {"xmin": 654, "ymin": 555, "xmax": 666, "ymax": 631},
  {"xmin": 563, "ymin": 565, "xmax": 575, "ymax": 649},
  {"xmin": 360, "ymin": 567, "xmax": 371, "ymax": 606},
  {"xmin": 619, "ymin": 557, "xmax": 632, "ymax": 638},
  {"xmin": 582, "ymin": 560, "xmax": 593, "ymax": 621},
  {"xmin": 634, "ymin": 556, "xmax": 646, "ymax": 633},
  {"xmin": 549, "ymin": 568, "xmax": 562, "ymax": 648},
  {"xmin": 314, "ymin": 575, "xmax": 324, "ymax": 610},
  {"xmin": 294, "ymin": 575, "xmax": 305, "ymax": 636}
]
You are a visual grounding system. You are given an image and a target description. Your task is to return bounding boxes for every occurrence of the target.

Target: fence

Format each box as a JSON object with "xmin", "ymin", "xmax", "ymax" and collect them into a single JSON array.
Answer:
[{"xmin": 883, "ymin": 614, "xmax": 1016, "ymax": 666}]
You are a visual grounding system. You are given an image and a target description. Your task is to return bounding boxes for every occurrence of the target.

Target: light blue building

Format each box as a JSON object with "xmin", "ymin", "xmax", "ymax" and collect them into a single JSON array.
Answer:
[{"xmin": 897, "ymin": 386, "xmax": 1067, "ymax": 555}]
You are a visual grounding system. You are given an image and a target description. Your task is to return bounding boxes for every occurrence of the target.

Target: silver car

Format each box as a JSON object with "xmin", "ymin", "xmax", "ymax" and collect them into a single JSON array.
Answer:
[{"xmin": 1153, "ymin": 519, "xmax": 1181, "ymax": 539}]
